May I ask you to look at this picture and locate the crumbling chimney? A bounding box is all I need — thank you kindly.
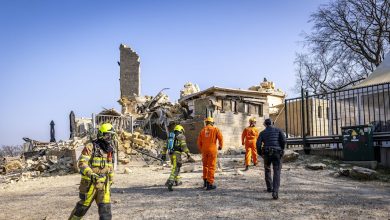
[119,44,140,98]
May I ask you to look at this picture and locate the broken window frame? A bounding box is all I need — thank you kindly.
[258,104,264,117]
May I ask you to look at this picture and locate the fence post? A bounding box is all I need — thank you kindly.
[301,88,310,154]
[305,91,310,137]
[284,99,289,141]
[333,92,340,150]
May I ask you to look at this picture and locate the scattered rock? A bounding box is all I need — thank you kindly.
[282,150,299,162]
[350,166,377,180]
[234,169,244,175]
[123,168,133,174]
[181,165,195,173]
[307,163,327,170]
[338,168,350,177]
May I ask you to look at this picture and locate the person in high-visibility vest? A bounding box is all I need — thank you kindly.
[161,124,191,191]
[241,117,259,171]
[197,117,223,190]
[69,123,115,220]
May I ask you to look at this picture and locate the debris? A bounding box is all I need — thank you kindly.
[180,82,200,98]
[350,166,377,180]
[124,167,133,174]
[181,165,195,173]
[338,168,350,177]
[282,150,299,162]
[234,169,244,176]
[306,163,327,170]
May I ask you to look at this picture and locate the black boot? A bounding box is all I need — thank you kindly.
[175,180,182,186]
[203,179,207,188]
[244,166,249,171]
[272,191,278,199]
[206,182,217,190]
[168,182,173,191]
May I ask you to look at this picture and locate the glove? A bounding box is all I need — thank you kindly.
[242,142,244,146]
[90,173,100,183]
[280,150,285,157]
[161,154,167,161]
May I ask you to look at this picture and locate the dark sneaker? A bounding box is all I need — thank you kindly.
[206,182,217,190]
[272,192,278,199]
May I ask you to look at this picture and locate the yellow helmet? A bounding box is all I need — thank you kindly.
[99,123,115,134]
[174,125,185,133]
[204,117,214,123]
[249,117,256,123]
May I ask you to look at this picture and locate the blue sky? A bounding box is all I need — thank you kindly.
[0,0,326,145]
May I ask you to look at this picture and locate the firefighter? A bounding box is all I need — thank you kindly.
[256,118,286,200]
[197,117,223,190]
[241,117,259,171]
[161,124,191,191]
[69,123,115,220]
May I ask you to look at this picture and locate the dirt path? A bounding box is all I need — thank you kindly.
[1,155,389,220]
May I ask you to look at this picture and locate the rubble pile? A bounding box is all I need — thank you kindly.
[117,130,165,164]
[180,82,200,98]
[23,137,87,152]
[0,151,76,184]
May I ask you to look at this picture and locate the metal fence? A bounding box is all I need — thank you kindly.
[284,82,390,150]
[94,114,133,133]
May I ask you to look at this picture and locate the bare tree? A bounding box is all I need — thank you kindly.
[296,0,390,94]
[0,145,23,157]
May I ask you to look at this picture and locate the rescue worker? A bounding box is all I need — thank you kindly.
[197,117,223,190]
[161,124,191,191]
[256,118,286,200]
[69,123,115,220]
[241,117,259,171]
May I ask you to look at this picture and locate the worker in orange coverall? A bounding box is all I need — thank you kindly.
[241,117,259,171]
[197,117,223,190]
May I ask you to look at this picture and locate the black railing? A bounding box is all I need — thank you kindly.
[284,82,390,151]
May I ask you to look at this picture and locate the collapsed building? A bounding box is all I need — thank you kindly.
[1,44,288,184]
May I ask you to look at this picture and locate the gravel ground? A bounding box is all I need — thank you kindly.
[1,155,389,220]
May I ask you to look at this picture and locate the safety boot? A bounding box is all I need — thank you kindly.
[174,180,182,186]
[203,179,207,188]
[244,166,249,171]
[272,192,278,200]
[206,182,217,190]
[167,182,174,191]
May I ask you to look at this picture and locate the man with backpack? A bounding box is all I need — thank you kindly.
[161,124,191,191]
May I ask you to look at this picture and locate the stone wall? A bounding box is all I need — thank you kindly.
[182,109,268,154]
[120,44,140,98]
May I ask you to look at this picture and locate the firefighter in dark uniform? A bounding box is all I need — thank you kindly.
[256,118,286,200]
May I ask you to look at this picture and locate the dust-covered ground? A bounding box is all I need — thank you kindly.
[1,155,389,220]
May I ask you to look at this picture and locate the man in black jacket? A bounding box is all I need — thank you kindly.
[256,118,286,200]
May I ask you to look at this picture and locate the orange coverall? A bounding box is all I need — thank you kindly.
[242,126,259,166]
[197,124,223,185]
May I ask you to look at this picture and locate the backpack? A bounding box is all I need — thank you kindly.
[166,132,176,154]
